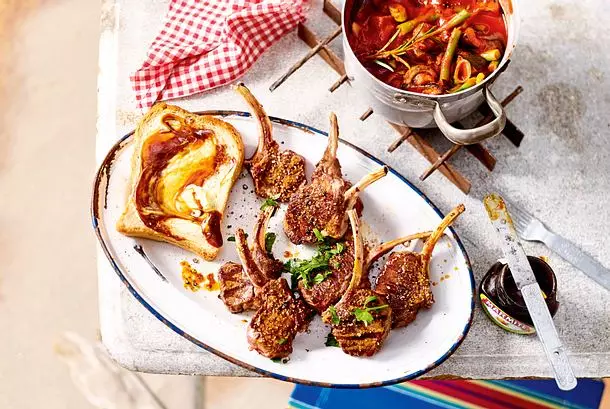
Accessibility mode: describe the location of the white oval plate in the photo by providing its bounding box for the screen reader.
[92,111,474,388]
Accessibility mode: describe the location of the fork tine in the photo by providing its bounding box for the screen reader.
[511,211,525,224]
[510,207,530,224]
[505,199,533,223]
[512,206,531,221]
[504,197,526,214]
[511,212,531,232]
[494,192,533,225]
[512,218,528,234]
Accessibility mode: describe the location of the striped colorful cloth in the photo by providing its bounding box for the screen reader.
[289,379,605,409]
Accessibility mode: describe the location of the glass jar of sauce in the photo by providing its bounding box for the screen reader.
[479,256,559,334]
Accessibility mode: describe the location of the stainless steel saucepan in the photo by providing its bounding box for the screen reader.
[341,0,520,145]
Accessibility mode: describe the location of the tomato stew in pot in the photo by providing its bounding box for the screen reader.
[347,0,507,95]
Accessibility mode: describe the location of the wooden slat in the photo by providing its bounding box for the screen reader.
[420,145,460,181]
[388,127,412,152]
[271,26,342,91]
[465,143,496,171]
[359,108,373,121]
[451,124,497,171]
[297,24,346,75]
[329,74,349,92]
[323,0,342,25]
[501,119,524,147]
[390,124,471,194]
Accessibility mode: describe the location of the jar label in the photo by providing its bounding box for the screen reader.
[480,294,535,335]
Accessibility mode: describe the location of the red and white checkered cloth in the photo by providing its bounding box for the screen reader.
[131,0,310,109]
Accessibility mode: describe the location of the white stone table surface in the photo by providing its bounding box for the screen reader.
[97,0,610,378]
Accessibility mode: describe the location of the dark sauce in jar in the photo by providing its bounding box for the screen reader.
[479,256,559,334]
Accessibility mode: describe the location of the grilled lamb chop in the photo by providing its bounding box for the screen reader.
[299,230,437,314]
[246,278,312,359]
[321,210,392,357]
[297,236,365,314]
[236,83,306,202]
[217,262,259,313]
[226,207,313,358]
[234,207,283,287]
[284,113,388,244]
[364,230,434,270]
[217,206,282,312]
[374,204,465,328]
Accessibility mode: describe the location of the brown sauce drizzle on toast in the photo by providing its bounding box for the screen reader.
[135,114,226,246]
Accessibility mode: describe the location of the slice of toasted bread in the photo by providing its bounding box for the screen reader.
[116,103,244,260]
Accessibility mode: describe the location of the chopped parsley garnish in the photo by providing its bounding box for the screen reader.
[353,308,374,326]
[284,255,330,289]
[353,295,389,326]
[313,228,325,242]
[265,232,276,253]
[277,337,287,345]
[227,233,247,242]
[271,357,290,364]
[283,241,344,288]
[328,305,340,325]
[313,271,332,285]
[364,295,378,305]
[325,332,339,347]
[261,197,279,210]
[330,242,345,255]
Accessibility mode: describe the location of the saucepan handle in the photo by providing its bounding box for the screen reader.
[433,85,506,145]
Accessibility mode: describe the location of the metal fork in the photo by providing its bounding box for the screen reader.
[505,199,610,291]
